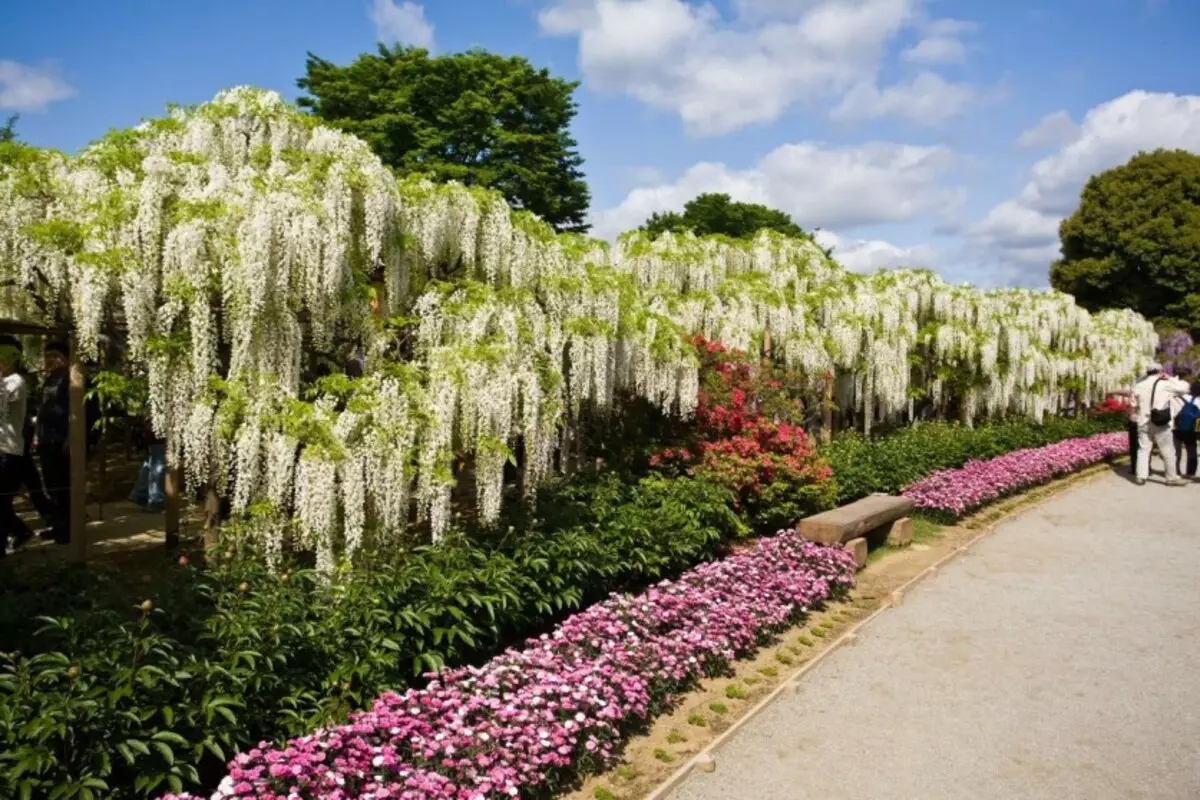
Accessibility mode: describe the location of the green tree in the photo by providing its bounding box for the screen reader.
[0,115,17,144]
[297,45,591,232]
[641,193,807,240]
[1050,149,1200,332]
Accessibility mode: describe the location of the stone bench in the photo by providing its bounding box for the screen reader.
[797,494,915,569]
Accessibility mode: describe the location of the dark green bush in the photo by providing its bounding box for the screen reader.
[0,472,744,799]
[822,416,1121,504]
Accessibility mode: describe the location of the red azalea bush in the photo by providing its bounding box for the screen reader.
[1091,395,1131,427]
[652,337,836,532]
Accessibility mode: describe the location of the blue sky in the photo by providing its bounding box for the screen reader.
[3,0,1199,287]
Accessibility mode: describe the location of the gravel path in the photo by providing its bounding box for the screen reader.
[670,470,1200,800]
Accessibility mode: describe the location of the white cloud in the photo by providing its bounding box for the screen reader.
[591,139,963,239]
[622,165,667,185]
[971,90,1200,279]
[902,18,977,65]
[539,0,933,136]
[1017,110,1079,149]
[830,71,977,125]
[815,229,938,272]
[0,60,75,111]
[370,0,435,49]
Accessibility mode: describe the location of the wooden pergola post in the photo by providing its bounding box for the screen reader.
[67,334,87,563]
[164,444,181,551]
[820,373,834,445]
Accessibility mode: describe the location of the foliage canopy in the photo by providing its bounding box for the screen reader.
[642,193,807,241]
[297,45,591,232]
[1050,149,1200,333]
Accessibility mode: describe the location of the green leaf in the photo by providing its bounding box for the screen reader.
[116,742,136,765]
[151,741,174,765]
[151,730,188,747]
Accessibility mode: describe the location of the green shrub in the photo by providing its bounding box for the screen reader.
[821,416,1119,504]
[0,471,746,799]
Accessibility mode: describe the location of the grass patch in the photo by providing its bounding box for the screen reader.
[666,730,688,744]
[653,748,675,763]
[725,683,748,700]
[810,628,827,638]
[774,652,795,666]
[757,666,778,677]
[796,635,813,647]
[594,789,616,800]
[912,515,942,542]
[743,676,761,685]
[866,515,945,566]
[687,714,707,727]
[616,765,636,780]
[709,702,728,715]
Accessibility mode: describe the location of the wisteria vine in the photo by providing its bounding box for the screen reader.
[0,87,1158,568]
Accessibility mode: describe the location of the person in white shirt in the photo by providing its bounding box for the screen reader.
[0,335,34,556]
[1131,362,1190,485]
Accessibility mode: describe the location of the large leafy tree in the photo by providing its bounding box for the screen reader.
[298,45,591,232]
[642,193,807,240]
[1050,149,1200,333]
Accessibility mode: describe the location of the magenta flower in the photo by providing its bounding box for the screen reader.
[162,531,855,800]
[902,432,1127,518]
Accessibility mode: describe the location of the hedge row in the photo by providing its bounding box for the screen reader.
[0,473,744,800]
[821,416,1123,505]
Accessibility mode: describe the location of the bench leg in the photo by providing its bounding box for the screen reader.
[884,516,913,548]
[844,537,868,569]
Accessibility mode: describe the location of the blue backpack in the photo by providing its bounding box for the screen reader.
[1177,397,1200,433]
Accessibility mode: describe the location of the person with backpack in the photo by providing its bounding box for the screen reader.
[1172,378,1200,479]
[1132,363,1190,485]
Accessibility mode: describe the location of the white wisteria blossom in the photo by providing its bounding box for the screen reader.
[0,87,1159,571]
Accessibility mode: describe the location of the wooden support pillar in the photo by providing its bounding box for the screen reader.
[164,445,181,551]
[66,335,87,563]
[203,485,221,550]
[820,372,834,445]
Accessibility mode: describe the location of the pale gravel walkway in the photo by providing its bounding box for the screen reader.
[670,470,1200,800]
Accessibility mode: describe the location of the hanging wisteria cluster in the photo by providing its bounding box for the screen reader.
[0,87,1158,569]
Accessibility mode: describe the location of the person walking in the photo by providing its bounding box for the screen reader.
[1132,363,1190,486]
[1173,379,1200,479]
[1126,384,1140,475]
[129,418,166,512]
[33,341,74,544]
[0,336,34,557]
[1111,376,1147,474]
[21,402,56,532]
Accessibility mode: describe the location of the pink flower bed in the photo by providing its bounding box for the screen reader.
[902,432,1127,518]
[167,532,855,800]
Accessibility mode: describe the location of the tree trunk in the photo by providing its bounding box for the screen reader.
[820,373,834,445]
[203,484,221,550]
[164,454,182,551]
[67,335,88,563]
